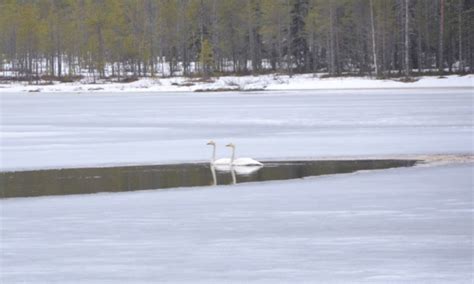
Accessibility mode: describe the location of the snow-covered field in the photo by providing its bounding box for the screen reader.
[0,73,472,93]
[1,87,473,283]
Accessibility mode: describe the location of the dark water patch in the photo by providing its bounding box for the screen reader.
[0,160,417,198]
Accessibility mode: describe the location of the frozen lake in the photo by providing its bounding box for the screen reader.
[0,88,473,283]
[1,163,472,283]
[0,88,472,171]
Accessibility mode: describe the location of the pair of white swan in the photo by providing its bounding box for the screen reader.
[207,141,263,166]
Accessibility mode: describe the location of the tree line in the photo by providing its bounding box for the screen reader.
[0,0,472,82]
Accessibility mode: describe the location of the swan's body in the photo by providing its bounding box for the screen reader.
[232,157,263,166]
[207,141,262,174]
[226,143,263,166]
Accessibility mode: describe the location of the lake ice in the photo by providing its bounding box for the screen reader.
[0,88,473,283]
[0,88,472,171]
[1,164,472,283]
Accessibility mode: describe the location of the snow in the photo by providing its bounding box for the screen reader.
[266,74,473,90]
[1,85,473,283]
[0,88,472,171]
[0,74,472,93]
[1,163,472,283]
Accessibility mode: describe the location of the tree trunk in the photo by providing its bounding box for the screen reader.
[404,0,410,78]
[458,0,463,72]
[381,3,387,75]
[417,30,422,74]
[286,0,292,77]
[438,0,444,74]
[50,55,55,78]
[248,0,255,74]
[328,1,335,75]
[277,16,283,72]
[369,0,378,77]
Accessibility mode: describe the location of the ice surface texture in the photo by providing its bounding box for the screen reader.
[1,164,472,283]
[1,88,472,171]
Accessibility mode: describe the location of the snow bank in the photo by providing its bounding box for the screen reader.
[0,74,472,93]
[266,74,473,90]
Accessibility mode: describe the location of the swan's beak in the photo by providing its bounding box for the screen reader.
[225,143,233,147]
[207,141,214,145]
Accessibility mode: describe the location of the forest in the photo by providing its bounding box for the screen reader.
[0,0,472,82]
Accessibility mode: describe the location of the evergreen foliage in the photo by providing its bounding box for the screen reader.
[0,0,472,80]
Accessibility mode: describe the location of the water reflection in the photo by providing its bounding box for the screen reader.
[231,167,237,185]
[233,166,263,175]
[0,159,417,198]
[210,165,217,186]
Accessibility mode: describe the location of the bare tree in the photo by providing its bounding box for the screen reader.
[439,0,445,74]
[457,0,463,72]
[369,0,378,77]
[404,0,410,78]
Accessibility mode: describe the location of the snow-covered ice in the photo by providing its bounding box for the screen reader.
[1,163,472,283]
[0,88,472,171]
[1,86,473,283]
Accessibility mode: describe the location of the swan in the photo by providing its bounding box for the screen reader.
[206,140,231,165]
[226,143,263,166]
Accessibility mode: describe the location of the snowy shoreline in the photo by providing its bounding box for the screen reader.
[0,73,472,93]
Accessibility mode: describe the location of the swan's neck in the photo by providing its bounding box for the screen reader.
[230,147,235,164]
[211,145,216,163]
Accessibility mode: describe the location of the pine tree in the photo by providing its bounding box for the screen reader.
[0,0,472,81]
[290,0,310,72]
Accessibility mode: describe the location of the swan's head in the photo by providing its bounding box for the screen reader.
[206,140,216,146]
[225,143,235,148]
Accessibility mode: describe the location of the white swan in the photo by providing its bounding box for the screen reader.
[226,143,263,166]
[206,140,231,165]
